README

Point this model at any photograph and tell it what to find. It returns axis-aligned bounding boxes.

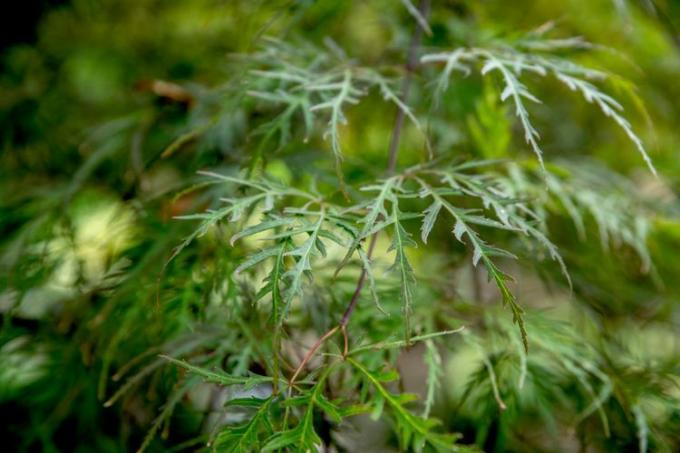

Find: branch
[387,0,431,173]
[344,0,430,320]
[289,0,431,386]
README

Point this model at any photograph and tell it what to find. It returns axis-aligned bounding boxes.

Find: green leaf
[336,177,397,274]
[256,241,288,325]
[416,177,528,350]
[348,357,460,452]
[262,364,338,452]
[388,203,417,342]
[357,246,385,315]
[282,212,326,315]
[350,327,465,355]
[422,42,655,174]
[309,69,359,164]
[421,199,442,243]
[160,355,272,388]
[400,0,432,35]
[235,247,281,275]
[423,339,441,418]
[215,397,275,452]
[230,216,297,245]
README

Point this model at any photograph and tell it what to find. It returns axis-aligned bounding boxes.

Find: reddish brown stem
[339,234,378,326]
[341,324,349,357]
[289,326,339,387]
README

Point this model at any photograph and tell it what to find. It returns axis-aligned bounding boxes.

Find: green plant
[2,1,679,452]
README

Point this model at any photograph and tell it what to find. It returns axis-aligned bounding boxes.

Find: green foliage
[348,356,461,452]
[2,1,680,452]
[422,36,655,173]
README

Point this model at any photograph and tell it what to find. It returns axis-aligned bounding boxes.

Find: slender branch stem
[387,0,431,173]
[288,0,430,386]
[289,325,339,387]
[342,0,430,321]
[341,324,349,357]
[339,233,378,326]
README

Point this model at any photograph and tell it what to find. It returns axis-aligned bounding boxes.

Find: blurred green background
[1,0,679,451]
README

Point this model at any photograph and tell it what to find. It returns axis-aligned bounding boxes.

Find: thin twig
[288,326,339,387]
[341,324,349,357]
[339,233,378,326]
[341,0,430,325]
[387,0,431,173]
[288,0,431,386]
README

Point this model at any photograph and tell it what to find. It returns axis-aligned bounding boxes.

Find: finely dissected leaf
[357,246,385,314]
[503,161,654,273]
[421,39,655,173]
[422,48,470,102]
[416,176,528,350]
[446,167,571,286]
[479,51,545,168]
[256,241,288,325]
[553,72,655,175]
[337,177,398,271]
[230,216,297,245]
[515,218,571,287]
[400,0,432,35]
[262,365,338,452]
[350,327,465,355]
[423,340,442,418]
[388,203,418,342]
[160,355,272,388]
[235,247,281,275]
[168,172,315,265]
[249,89,312,151]
[310,69,361,166]
[421,199,442,243]
[168,203,250,265]
[368,70,426,138]
[247,40,432,176]
[261,415,321,453]
[282,212,326,312]
[348,357,460,452]
[214,397,275,452]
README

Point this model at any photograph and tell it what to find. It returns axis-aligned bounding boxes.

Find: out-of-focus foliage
[1,0,679,452]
